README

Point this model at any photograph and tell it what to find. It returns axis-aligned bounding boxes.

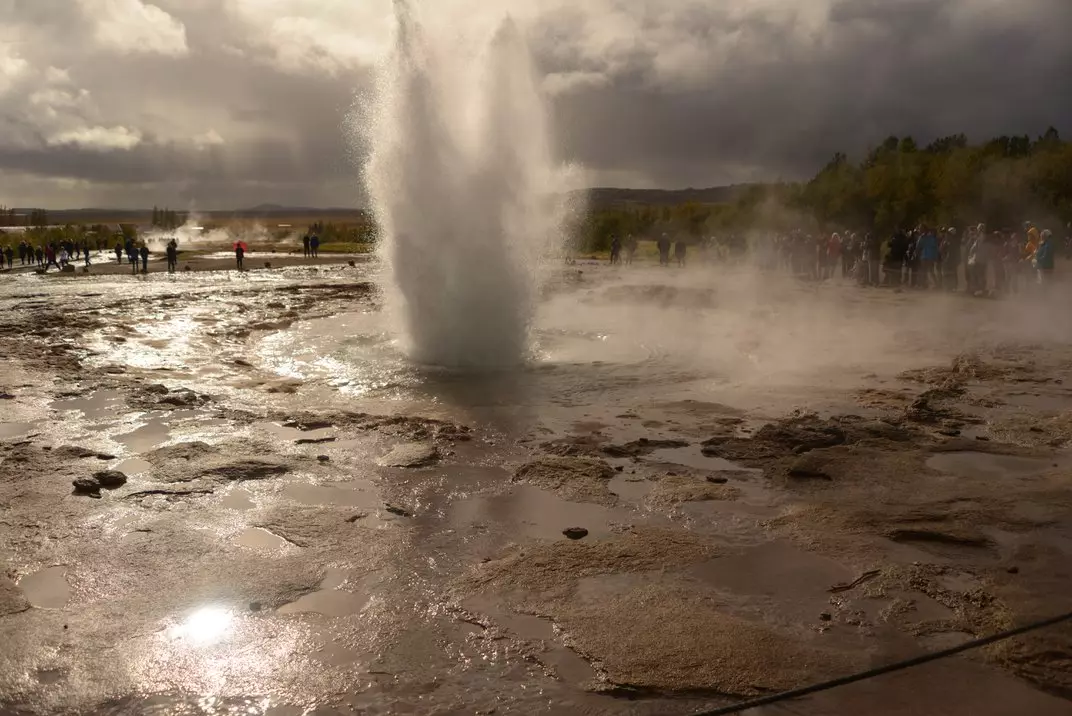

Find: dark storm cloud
[540,0,1072,187]
[2,0,1071,206]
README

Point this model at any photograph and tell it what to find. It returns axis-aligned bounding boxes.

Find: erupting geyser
[363,0,573,368]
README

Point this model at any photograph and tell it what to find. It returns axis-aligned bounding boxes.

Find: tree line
[576,129,1072,252]
[151,206,183,229]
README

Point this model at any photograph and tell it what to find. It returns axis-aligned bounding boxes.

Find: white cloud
[83,0,189,56]
[44,66,73,84]
[193,128,224,148]
[0,43,30,95]
[225,0,392,74]
[47,125,143,151]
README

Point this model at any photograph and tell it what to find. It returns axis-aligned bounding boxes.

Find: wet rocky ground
[1,261,1071,715]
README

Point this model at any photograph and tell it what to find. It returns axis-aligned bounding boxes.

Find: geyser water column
[363,0,571,368]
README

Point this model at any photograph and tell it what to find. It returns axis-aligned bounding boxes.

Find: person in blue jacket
[1035,229,1055,286]
[916,225,940,289]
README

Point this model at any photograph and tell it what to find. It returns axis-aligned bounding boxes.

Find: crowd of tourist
[766,221,1064,294]
[599,220,1067,296]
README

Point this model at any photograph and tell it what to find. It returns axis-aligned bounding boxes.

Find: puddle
[650,445,760,474]
[277,570,373,617]
[927,452,1055,480]
[463,595,595,684]
[51,390,123,419]
[114,418,171,452]
[689,541,854,624]
[283,481,380,510]
[221,487,255,510]
[18,566,71,609]
[0,422,36,439]
[235,527,291,551]
[609,474,654,501]
[261,422,335,442]
[114,458,152,475]
[450,485,628,541]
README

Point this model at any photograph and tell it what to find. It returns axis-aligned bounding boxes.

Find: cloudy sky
[1,0,1070,209]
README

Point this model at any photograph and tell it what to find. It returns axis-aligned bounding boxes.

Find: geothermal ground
[1,258,1071,716]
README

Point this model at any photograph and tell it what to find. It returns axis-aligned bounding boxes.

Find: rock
[157,388,209,407]
[385,504,412,517]
[377,442,439,468]
[563,527,589,540]
[233,359,253,368]
[513,456,618,504]
[264,262,272,269]
[1007,566,1020,574]
[787,454,832,480]
[93,470,128,488]
[345,513,367,523]
[72,478,102,496]
[0,576,30,617]
[975,436,991,442]
[200,461,289,481]
[317,455,330,463]
[249,601,262,612]
[295,437,336,445]
[348,260,356,267]
[282,419,334,431]
[820,612,832,622]
[146,441,217,463]
[0,392,14,400]
[61,265,75,273]
[705,476,729,484]
[602,438,689,458]
[52,445,116,460]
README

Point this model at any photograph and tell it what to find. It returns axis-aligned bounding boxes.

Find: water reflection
[167,606,234,646]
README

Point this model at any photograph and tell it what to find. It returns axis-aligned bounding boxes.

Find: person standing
[939,228,960,291]
[302,234,311,258]
[44,244,59,271]
[1035,229,1055,288]
[917,226,939,288]
[657,234,671,266]
[139,244,149,273]
[309,234,320,258]
[235,243,245,270]
[674,238,687,267]
[166,240,178,273]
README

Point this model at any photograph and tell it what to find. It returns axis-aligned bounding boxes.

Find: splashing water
[363,0,577,368]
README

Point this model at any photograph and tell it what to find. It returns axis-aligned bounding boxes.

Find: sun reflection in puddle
[167,606,235,646]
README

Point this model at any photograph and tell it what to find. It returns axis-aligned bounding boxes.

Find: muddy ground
[1,261,1071,716]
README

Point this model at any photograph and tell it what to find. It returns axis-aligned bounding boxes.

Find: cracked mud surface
[2,263,1071,715]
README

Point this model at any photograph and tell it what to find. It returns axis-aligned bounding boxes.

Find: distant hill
[17,187,755,223]
[583,185,755,209]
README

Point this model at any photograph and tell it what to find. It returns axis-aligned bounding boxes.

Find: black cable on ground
[687,609,1072,716]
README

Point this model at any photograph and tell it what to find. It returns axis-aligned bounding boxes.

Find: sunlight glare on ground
[168,606,234,646]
